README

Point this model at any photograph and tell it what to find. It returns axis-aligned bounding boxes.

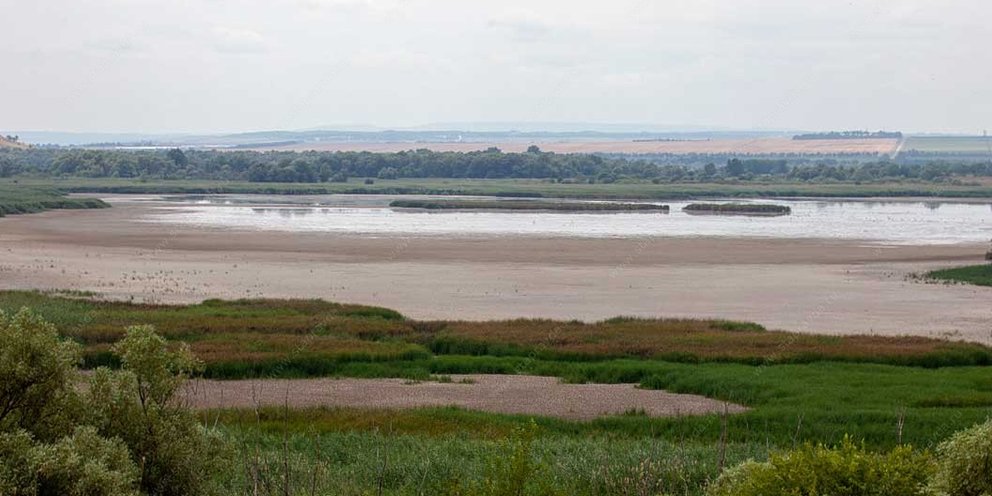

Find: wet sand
[183,374,745,420]
[1,200,989,343]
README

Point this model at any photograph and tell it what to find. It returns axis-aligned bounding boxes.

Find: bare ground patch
[183,374,745,421]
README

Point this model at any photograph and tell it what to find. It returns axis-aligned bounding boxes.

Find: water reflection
[146,195,992,245]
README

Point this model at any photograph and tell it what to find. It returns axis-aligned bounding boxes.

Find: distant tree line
[0,147,990,184]
[793,131,903,140]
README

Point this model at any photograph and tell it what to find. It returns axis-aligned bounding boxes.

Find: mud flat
[0,198,989,343]
[183,374,745,420]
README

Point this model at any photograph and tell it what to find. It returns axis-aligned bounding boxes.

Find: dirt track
[183,375,745,420]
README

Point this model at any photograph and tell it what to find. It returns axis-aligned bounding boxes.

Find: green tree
[166,148,188,168]
[0,309,80,439]
[0,310,225,496]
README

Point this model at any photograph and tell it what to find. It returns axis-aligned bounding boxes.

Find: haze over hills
[5,125,794,148]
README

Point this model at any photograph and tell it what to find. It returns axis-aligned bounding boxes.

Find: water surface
[140,195,992,245]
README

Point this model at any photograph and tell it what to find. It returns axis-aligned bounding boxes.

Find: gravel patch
[183,374,745,420]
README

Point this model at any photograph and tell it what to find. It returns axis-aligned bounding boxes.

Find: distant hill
[0,135,28,149]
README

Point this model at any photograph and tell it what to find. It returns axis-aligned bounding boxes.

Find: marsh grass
[2,291,990,373]
[0,184,108,216]
[8,176,992,199]
[925,264,992,287]
[683,203,791,215]
[389,199,670,211]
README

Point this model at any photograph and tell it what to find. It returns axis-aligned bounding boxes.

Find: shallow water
[139,195,992,245]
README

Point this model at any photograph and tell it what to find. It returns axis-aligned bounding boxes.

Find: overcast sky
[1,0,989,134]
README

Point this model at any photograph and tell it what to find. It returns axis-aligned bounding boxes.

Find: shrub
[0,427,140,496]
[0,308,80,440]
[0,311,226,496]
[707,437,934,496]
[83,326,226,496]
[930,419,992,496]
[34,426,140,496]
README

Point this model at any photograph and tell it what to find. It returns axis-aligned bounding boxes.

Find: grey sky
[1,0,989,133]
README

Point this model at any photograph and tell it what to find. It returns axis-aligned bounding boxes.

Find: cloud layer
[1,0,988,133]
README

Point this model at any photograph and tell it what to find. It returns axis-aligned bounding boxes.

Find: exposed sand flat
[182,374,745,420]
[0,203,989,343]
[262,137,900,155]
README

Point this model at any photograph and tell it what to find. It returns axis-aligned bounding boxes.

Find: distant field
[263,137,900,155]
[903,136,992,153]
[0,136,27,149]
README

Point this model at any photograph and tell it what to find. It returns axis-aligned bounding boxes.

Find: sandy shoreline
[1,201,990,342]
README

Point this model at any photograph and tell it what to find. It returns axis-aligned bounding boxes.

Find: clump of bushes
[929,418,992,496]
[0,309,225,495]
[707,437,934,496]
[710,421,992,496]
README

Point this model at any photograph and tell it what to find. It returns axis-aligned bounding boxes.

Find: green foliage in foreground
[0,183,108,216]
[708,438,934,496]
[3,308,992,495]
[710,419,992,496]
[930,419,992,496]
[0,309,224,496]
[926,264,992,287]
[221,422,765,496]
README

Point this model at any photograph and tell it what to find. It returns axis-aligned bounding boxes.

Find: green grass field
[0,183,108,216]
[904,135,992,154]
[7,291,992,494]
[5,176,992,200]
[926,264,992,287]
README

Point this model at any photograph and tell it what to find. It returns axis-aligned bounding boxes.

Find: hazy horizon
[2,0,990,135]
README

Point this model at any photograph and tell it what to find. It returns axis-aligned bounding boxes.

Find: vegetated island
[924,264,992,287]
[683,203,791,216]
[0,184,109,217]
[389,198,670,212]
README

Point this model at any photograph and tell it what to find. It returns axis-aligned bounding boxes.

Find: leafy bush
[83,326,226,496]
[0,309,80,440]
[0,427,139,496]
[0,310,225,496]
[930,419,992,496]
[707,437,934,496]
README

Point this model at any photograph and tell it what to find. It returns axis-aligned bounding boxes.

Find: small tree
[84,326,224,496]
[0,311,225,496]
[0,309,80,439]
